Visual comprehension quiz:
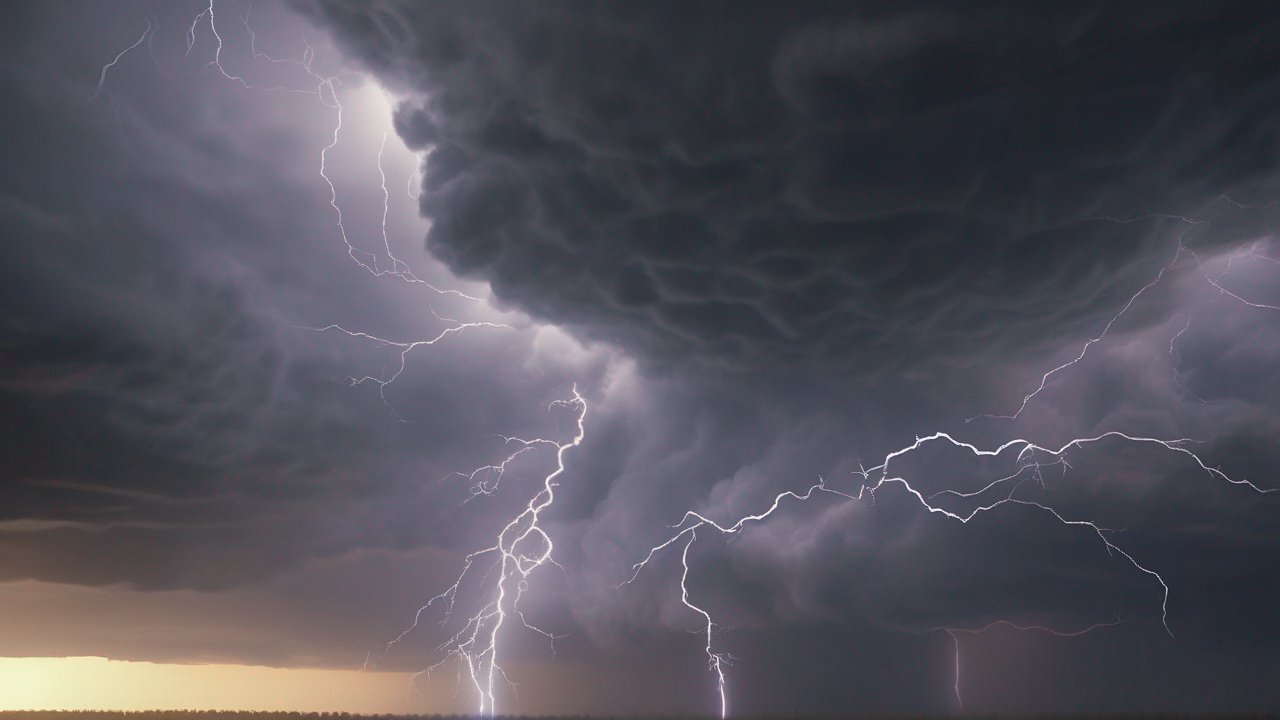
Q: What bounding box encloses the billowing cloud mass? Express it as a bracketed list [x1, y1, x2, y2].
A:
[296, 0, 1280, 375]
[3, 1, 1280, 716]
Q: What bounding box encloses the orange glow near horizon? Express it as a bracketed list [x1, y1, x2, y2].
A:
[0, 657, 429, 713]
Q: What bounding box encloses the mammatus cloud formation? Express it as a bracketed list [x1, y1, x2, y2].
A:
[296, 0, 1280, 375]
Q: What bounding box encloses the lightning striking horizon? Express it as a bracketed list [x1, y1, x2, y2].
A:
[622, 297, 1278, 718]
[619, 427, 1274, 715]
[92, 10, 590, 714]
[382, 386, 587, 715]
[91, 7, 1280, 718]
[121, 9, 584, 712]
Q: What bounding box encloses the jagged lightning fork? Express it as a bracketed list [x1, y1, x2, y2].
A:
[621, 427, 1274, 717]
[966, 241, 1196, 423]
[622, 222, 1279, 715]
[291, 311, 511, 421]
[616, 478, 855, 718]
[175, 0, 476, 299]
[969, 198, 1279, 423]
[385, 386, 586, 715]
[133, 2, 507, 416]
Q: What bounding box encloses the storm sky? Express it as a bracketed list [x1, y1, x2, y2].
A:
[2, 1, 1279, 715]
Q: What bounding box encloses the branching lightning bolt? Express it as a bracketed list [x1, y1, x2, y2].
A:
[383, 386, 587, 715]
[970, 198, 1279, 423]
[622, 426, 1274, 716]
[617, 478, 855, 718]
[157, 12, 576, 709]
[110, 0, 477, 301]
[292, 308, 510, 421]
[99, 12, 1280, 719]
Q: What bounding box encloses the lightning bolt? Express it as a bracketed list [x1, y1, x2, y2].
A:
[382, 386, 587, 715]
[159, 13, 577, 709]
[617, 478, 856, 718]
[969, 199, 1279, 423]
[620, 206, 1280, 718]
[95, 16, 571, 715]
[98, 11, 1280, 718]
[622, 428, 1275, 716]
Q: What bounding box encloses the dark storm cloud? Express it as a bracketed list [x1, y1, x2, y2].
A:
[4, 1, 1280, 715]
[0, 0, 597, 594]
[294, 0, 1280, 375]
[287, 3, 1280, 711]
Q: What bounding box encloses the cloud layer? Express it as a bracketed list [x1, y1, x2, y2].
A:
[296, 0, 1280, 375]
[2, 2, 1279, 715]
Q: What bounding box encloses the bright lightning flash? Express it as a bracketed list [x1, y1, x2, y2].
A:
[96, 10, 1280, 719]
[383, 386, 587, 715]
[622, 238, 1279, 718]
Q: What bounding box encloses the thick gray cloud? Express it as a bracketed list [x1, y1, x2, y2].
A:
[295, 0, 1280, 376]
[283, 1, 1280, 713]
[0, 0, 593, 594]
[3, 1, 1280, 716]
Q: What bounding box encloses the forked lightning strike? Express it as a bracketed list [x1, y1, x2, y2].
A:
[95, 9, 576, 714]
[623, 428, 1275, 716]
[616, 478, 857, 719]
[384, 386, 587, 715]
[97, 10, 1280, 719]
[970, 199, 1280, 423]
[97, 0, 475, 300]
[293, 305, 510, 420]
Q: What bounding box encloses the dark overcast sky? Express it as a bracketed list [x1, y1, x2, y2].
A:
[3, 0, 1280, 716]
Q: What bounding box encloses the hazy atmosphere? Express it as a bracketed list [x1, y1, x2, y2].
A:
[3, 1, 1279, 716]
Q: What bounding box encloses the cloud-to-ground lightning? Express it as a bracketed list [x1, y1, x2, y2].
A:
[95, 14, 570, 712]
[382, 386, 588, 715]
[95, 8, 1280, 718]
[120, 10, 582, 713]
[622, 423, 1276, 716]
[617, 479, 857, 718]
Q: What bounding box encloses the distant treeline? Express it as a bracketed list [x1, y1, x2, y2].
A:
[4, 712, 1280, 720]
[2, 714, 1278, 720]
